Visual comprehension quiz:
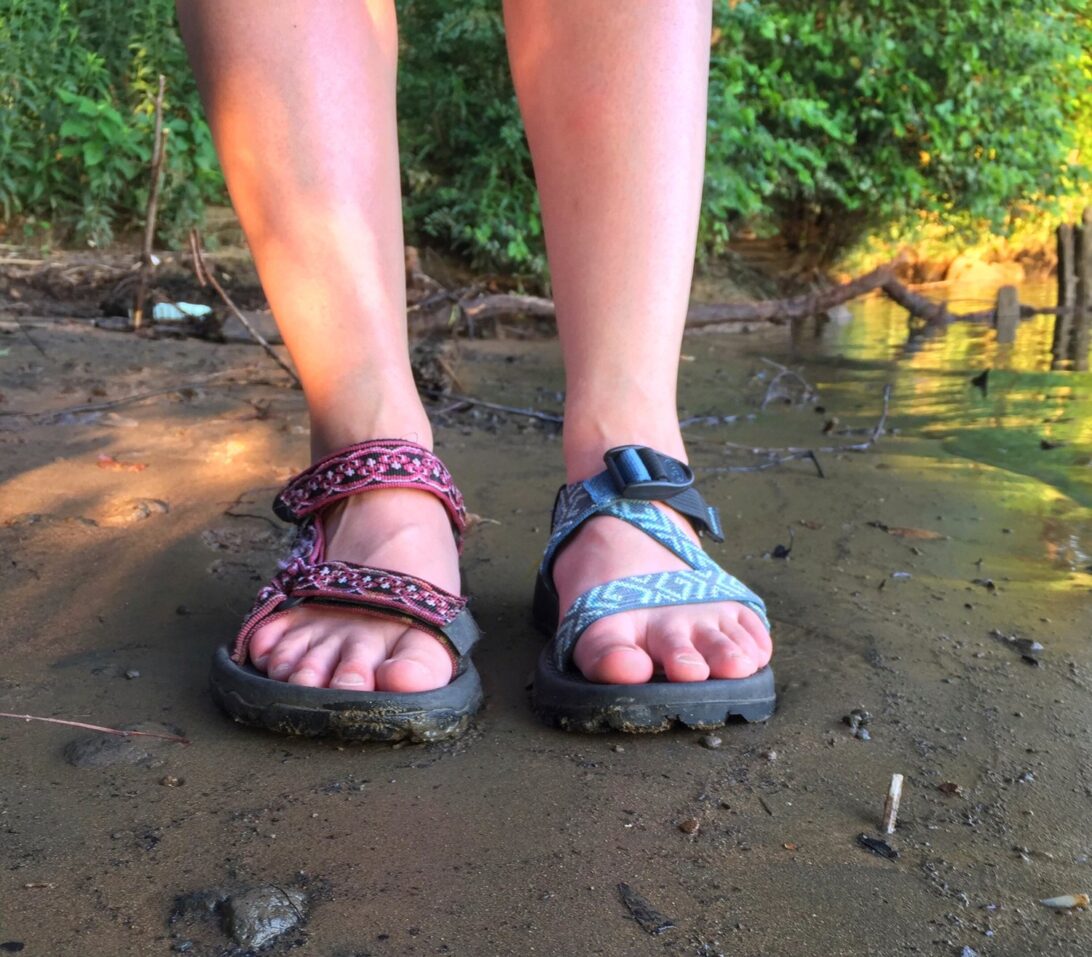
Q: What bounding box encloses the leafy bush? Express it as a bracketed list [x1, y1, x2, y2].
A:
[0, 0, 222, 246]
[703, 0, 1091, 258]
[1, 0, 1087, 269]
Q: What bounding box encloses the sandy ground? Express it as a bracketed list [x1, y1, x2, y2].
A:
[0, 317, 1090, 957]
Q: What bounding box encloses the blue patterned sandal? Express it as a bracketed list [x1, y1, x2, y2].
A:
[532, 445, 776, 732]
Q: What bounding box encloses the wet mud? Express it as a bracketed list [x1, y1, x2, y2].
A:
[1, 296, 1089, 956]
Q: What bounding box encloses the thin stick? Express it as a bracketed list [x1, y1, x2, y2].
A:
[133, 75, 168, 330]
[0, 712, 190, 745]
[421, 389, 563, 424]
[189, 229, 302, 388]
[882, 773, 904, 834]
[704, 384, 890, 476]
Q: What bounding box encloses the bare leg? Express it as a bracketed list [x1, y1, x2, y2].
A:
[178, 0, 457, 692]
[505, 0, 772, 683]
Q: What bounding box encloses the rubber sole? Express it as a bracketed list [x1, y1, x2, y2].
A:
[532, 646, 776, 733]
[209, 646, 483, 743]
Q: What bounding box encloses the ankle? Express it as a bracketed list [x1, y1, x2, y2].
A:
[307, 376, 433, 460]
[562, 414, 686, 483]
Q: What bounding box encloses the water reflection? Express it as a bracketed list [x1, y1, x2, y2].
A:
[739, 280, 1091, 572]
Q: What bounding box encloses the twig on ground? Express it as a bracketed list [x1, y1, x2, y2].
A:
[758, 357, 820, 409]
[189, 229, 302, 388]
[0, 712, 190, 744]
[132, 75, 167, 330]
[421, 389, 563, 424]
[704, 384, 891, 477]
[882, 773, 904, 834]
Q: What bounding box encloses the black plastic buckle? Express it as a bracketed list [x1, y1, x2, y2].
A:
[604, 445, 694, 500]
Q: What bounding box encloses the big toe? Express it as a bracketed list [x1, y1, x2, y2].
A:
[574, 632, 655, 684]
[374, 630, 454, 693]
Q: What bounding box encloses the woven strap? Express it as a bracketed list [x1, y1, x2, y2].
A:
[273, 439, 467, 544]
[232, 555, 476, 669]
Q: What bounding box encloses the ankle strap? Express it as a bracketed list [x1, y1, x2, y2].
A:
[273, 439, 467, 537]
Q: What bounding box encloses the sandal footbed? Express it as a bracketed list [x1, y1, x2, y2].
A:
[209, 645, 483, 743]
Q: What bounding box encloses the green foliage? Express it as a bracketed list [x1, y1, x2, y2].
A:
[396, 0, 542, 275]
[703, 0, 1090, 257]
[0, 0, 222, 246]
[0, 0, 1087, 268]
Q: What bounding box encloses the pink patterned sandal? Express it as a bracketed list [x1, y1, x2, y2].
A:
[209, 439, 483, 742]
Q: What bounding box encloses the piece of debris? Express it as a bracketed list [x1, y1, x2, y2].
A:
[617, 882, 676, 936]
[882, 773, 904, 834]
[1039, 893, 1089, 911]
[960, 947, 980, 957]
[222, 885, 307, 950]
[783, 842, 799, 851]
[96, 453, 148, 472]
[856, 833, 899, 861]
[769, 527, 795, 559]
[989, 629, 1044, 665]
[890, 570, 912, 580]
[758, 796, 775, 816]
[970, 369, 989, 395]
[698, 734, 722, 750]
[160, 775, 184, 788]
[152, 302, 212, 323]
[762, 749, 778, 763]
[972, 577, 997, 593]
[937, 782, 964, 797]
[1039, 438, 1066, 450]
[867, 521, 946, 540]
[0, 943, 26, 953]
[843, 708, 872, 740]
[678, 817, 701, 835]
[124, 669, 141, 680]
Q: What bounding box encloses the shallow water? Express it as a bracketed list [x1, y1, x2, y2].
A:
[736, 282, 1091, 562]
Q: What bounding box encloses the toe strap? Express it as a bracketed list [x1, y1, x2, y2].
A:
[551, 568, 768, 671]
[232, 557, 477, 671]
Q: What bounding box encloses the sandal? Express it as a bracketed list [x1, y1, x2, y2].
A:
[531, 445, 776, 732]
[210, 439, 483, 742]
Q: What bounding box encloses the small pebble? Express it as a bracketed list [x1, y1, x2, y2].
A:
[678, 818, 701, 835]
[160, 775, 184, 788]
[612, 744, 625, 753]
[855, 728, 872, 741]
[762, 749, 778, 763]
[699, 734, 722, 750]
[124, 669, 141, 679]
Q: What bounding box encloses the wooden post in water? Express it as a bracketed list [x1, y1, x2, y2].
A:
[1072, 207, 1092, 370]
[1057, 223, 1077, 310]
[1052, 221, 1077, 365]
[995, 285, 1019, 344]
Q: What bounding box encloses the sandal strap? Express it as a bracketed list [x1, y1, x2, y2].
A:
[273, 439, 467, 541]
[550, 567, 767, 670]
[232, 556, 477, 668]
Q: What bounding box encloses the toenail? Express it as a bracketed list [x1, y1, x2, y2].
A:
[269, 662, 292, 679]
[292, 668, 317, 683]
[253, 654, 269, 670]
[676, 653, 705, 665]
[333, 673, 365, 686]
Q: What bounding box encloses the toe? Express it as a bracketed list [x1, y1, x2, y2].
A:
[328, 634, 387, 691]
[648, 626, 711, 683]
[375, 629, 454, 693]
[694, 624, 757, 679]
[287, 636, 343, 687]
[264, 628, 315, 681]
[249, 617, 290, 672]
[736, 606, 773, 658]
[573, 625, 654, 684]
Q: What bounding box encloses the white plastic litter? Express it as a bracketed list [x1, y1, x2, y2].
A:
[152, 301, 212, 322]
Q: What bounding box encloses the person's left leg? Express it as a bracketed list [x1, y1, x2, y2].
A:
[504, 0, 771, 684]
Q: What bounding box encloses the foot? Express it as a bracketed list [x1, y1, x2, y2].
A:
[550, 501, 773, 684]
[247, 487, 462, 693]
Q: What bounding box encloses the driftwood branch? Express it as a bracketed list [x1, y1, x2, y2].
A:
[132, 75, 167, 330]
[189, 229, 302, 388]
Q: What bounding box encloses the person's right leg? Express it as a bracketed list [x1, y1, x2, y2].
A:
[178, 0, 457, 693]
